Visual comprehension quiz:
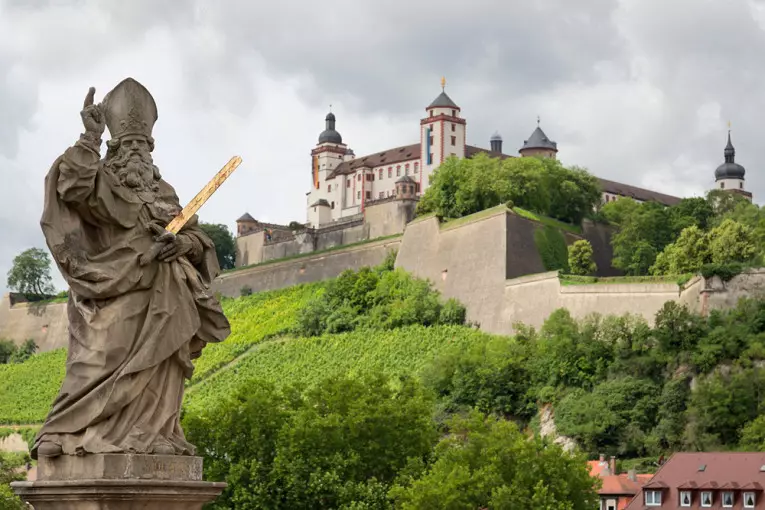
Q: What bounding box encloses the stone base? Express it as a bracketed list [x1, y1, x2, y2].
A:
[11, 454, 226, 510]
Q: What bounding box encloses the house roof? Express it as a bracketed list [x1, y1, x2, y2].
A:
[588, 460, 651, 496]
[625, 453, 765, 510]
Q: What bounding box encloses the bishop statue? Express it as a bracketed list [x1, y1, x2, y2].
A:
[32, 78, 231, 459]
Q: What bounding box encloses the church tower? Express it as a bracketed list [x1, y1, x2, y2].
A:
[714, 129, 752, 201]
[420, 78, 466, 190]
[307, 110, 348, 226]
[519, 118, 558, 159]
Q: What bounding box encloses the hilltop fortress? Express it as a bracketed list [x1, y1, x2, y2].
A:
[1, 83, 760, 351]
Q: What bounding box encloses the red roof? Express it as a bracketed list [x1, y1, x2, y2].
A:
[625, 453, 765, 510]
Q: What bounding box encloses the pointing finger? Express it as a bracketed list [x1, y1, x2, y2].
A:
[84, 87, 96, 108]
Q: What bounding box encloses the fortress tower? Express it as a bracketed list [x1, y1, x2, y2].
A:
[519, 117, 558, 159]
[307, 111, 348, 225]
[714, 129, 752, 202]
[420, 78, 466, 189]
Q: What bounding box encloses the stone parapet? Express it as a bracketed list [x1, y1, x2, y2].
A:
[12, 454, 225, 510]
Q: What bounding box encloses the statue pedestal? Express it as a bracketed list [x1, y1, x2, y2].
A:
[11, 454, 226, 510]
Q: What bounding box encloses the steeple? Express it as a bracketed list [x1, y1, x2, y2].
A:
[519, 118, 558, 159]
[713, 125, 751, 201]
[724, 130, 735, 163]
[318, 110, 343, 144]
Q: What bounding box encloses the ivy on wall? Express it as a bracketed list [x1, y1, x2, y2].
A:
[534, 225, 570, 272]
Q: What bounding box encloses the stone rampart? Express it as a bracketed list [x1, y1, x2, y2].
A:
[0, 294, 68, 352]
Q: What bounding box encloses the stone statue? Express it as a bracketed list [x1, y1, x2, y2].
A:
[32, 78, 231, 459]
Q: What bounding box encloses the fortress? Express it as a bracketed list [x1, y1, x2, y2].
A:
[234, 80, 751, 269]
[1, 82, 760, 352]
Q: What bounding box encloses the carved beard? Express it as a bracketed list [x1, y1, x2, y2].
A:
[106, 148, 160, 192]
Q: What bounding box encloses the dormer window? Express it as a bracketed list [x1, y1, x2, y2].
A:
[701, 491, 712, 507]
[680, 491, 691, 506]
[646, 490, 662, 506]
[744, 492, 756, 508]
[722, 491, 733, 507]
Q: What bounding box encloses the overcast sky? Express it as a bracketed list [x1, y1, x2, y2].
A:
[1, 0, 764, 292]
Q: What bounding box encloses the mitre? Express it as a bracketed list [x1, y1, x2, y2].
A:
[102, 77, 158, 140]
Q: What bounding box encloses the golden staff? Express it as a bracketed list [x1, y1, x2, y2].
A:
[139, 155, 243, 265]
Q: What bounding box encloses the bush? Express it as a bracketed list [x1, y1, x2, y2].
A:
[568, 239, 597, 276]
[700, 262, 745, 282]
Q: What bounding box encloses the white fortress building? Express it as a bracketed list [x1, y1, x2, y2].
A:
[304, 80, 693, 228]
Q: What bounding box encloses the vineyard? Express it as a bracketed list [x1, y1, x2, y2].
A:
[0, 349, 66, 424]
[191, 283, 322, 383]
[184, 324, 493, 414]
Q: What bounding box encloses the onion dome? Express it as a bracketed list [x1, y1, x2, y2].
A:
[715, 131, 746, 180]
[318, 112, 343, 144]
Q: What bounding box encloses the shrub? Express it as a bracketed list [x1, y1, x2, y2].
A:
[568, 239, 597, 276]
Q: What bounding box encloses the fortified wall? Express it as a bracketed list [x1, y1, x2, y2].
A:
[3, 207, 765, 351]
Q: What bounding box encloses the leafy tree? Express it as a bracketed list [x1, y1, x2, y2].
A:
[708, 218, 756, 265]
[6, 248, 55, 297]
[418, 153, 601, 225]
[0, 342, 16, 365]
[198, 223, 236, 270]
[184, 373, 437, 509]
[9, 340, 36, 364]
[650, 225, 709, 275]
[389, 411, 598, 510]
[0, 452, 27, 510]
[568, 239, 597, 275]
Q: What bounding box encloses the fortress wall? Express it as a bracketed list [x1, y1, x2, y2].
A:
[213, 236, 402, 298]
[395, 209, 509, 332]
[365, 199, 418, 239]
[314, 222, 368, 251]
[235, 231, 264, 267]
[0, 294, 69, 352]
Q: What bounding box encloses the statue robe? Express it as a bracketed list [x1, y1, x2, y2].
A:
[32, 137, 230, 458]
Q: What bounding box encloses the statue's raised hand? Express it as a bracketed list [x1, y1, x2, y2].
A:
[81, 87, 105, 136]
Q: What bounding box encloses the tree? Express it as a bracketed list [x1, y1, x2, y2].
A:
[0, 452, 27, 510]
[198, 223, 236, 270]
[650, 225, 709, 275]
[0, 341, 16, 365]
[568, 240, 597, 275]
[6, 248, 55, 298]
[708, 218, 756, 265]
[184, 373, 437, 509]
[389, 411, 598, 509]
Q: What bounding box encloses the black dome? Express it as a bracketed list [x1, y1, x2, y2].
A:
[715, 162, 746, 180]
[318, 111, 342, 144]
[715, 131, 745, 180]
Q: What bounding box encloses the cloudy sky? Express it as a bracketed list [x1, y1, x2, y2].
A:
[1, 0, 763, 292]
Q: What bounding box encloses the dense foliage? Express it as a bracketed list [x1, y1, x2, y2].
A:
[389, 411, 598, 510]
[0, 452, 26, 510]
[0, 348, 66, 424]
[568, 240, 597, 276]
[199, 222, 237, 270]
[0, 340, 36, 365]
[6, 248, 56, 298]
[185, 374, 438, 509]
[602, 191, 764, 276]
[417, 153, 601, 225]
[294, 255, 466, 337]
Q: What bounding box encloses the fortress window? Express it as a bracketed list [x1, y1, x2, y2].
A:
[451, 123, 455, 131]
[331, 201, 335, 209]
[379, 169, 383, 179]
[451, 136, 456, 146]
[366, 191, 371, 199]
[414, 162, 419, 173]
[388, 167, 392, 178]
[451, 109, 456, 116]
[346, 180, 350, 188]
[405, 163, 410, 175]
[741, 182, 744, 188]
[721, 182, 725, 189]
[357, 191, 361, 200]
[358, 174, 362, 181]
[396, 166, 401, 177]
[327, 184, 331, 192]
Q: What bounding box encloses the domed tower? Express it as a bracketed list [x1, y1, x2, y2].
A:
[714, 130, 752, 201]
[420, 77, 466, 191]
[490, 132, 503, 153]
[519, 117, 557, 159]
[308, 109, 349, 227]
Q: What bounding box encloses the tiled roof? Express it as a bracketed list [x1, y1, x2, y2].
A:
[598, 178, 681, 206]
[427, 91, 459, 109]
[625, 453, 765, 510]
[324, 144, 681, 207]
[327, 143, 420, 179]
[521, 126, 558, 151]
[237, 212, 256, 222]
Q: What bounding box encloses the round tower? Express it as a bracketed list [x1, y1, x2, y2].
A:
[714, 129, 752, 201]
[519, 117, 557, 159]
[490, 132, 503, 153]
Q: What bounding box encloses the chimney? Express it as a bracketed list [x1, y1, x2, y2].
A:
[628, 469, 637, 482]
[610, 456, 616, 476]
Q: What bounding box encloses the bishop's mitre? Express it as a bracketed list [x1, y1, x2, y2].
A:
[102, 77, 158, 140]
